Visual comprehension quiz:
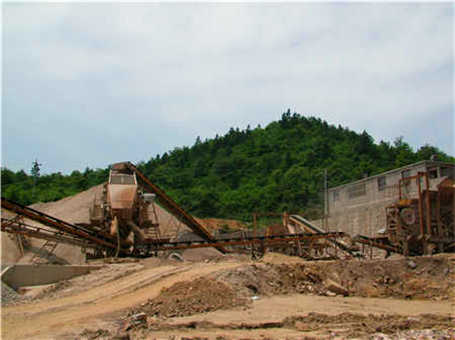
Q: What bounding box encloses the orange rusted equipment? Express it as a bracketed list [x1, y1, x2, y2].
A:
[356, 172, 455, 256]
[2, 196, 345, 260]
[89, 162, 227, 255]
[1, 197, 129, 257]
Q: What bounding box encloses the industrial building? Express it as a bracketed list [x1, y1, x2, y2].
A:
[326, 160, 455, 237]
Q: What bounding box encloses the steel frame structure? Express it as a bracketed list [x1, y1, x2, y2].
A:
[354, 171, 455, 257]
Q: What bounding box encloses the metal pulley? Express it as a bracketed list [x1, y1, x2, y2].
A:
[400, 208, 416, 225]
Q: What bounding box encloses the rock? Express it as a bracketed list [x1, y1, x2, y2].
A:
[325, 291, 337, 297]
[130, 312, 147, 322]
[294, 321, 310, 331]
[122, 312, 147, 331]
[324, 279, 349, 296]
[407, 260, 417, 269]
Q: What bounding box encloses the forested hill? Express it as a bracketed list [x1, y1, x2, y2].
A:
[2, 111, 454, 220]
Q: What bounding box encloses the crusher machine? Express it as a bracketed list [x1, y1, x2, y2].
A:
[355, 171, 455, 256]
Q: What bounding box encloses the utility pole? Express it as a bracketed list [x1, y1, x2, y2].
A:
[324, 168, 328, 231]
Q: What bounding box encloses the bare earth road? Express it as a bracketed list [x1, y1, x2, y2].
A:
[2, 258, 454, 340]
[2, 262, 243, 340]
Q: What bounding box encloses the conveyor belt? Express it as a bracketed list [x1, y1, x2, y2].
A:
[1, 217, 97, 249]
[124, 162, 227, 253]
[139, 231, 346, 253]
[1, 196, 349, 258]
[1, 197, 128, 253]
[353, 234, 420, 256]
[289, 214, 360, 257]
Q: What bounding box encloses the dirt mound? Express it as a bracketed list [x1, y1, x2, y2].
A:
[214, 262, 328, 298]
[134, 277, 247, 318]
[132, 254, 453, 321]
[317, 254, 454, 300]
[181, 247, 224, 262]
[260, 252, 454, 300]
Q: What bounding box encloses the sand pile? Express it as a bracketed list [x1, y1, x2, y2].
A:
[30, 185, 104, 225]
[1, 234, 24, 264]
[132, 277, 246, 318]
[181, 247, 224, 262]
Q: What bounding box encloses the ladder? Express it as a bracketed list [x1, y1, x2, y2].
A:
[32, 240, 59, 264]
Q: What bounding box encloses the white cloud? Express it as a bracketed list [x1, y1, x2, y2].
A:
[2, 3, 453, 173]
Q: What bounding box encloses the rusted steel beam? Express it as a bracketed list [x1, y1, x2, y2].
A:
[1, 198, 125, 252]
[1, 218, 97, 249]
[146, 232, 345, 251]
[354, 236, 400, 253]
[436, 190, 443, 238]
[416, 174, 425, 241]
[289, 215, 359, 257]
[424, 172, 432, 238]
[124, 162, 227, 253]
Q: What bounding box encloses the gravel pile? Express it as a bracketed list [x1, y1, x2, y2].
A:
[131, 277, 247, 318]
[1, 281, 22, 305]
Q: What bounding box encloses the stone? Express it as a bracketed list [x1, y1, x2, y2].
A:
[324, 279, 349, 296]
[407, 260, 417, 269]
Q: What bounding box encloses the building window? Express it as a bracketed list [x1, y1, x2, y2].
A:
[377, 176, 386, 191]
[333, 190, 339, 201]
[348, 183, 366, 199]
[428, 167, 438, 179]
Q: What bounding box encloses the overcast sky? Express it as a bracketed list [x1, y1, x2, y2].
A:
[2, 3, 454, 174]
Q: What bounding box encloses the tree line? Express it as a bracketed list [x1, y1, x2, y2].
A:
[2, 110, 453, 220]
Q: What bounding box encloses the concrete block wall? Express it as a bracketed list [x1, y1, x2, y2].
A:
[324, 161, 454, 237]
[326, 198, 395, 236]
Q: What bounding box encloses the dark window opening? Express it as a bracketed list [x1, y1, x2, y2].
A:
[348, 183, 366, 199]
[333, 190, 339, 201]
[428, 167, 438, 179]
[377, 176, 386, 191]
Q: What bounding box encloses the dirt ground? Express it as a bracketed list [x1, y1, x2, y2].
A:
[2, 252, 454, 340]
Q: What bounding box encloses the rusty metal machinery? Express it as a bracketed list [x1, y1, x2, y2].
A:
[288, 214, 361, 258]
[88, 162, 226, 254]
[355, 172, 455, 257]
[1, 197, 131, 258]
[243, 212, 361, 260]
[6, 164, 452, 261]
[123, 162, 226, 253]
[2, 196, 347, 259]
[1, 215, 96, 250]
